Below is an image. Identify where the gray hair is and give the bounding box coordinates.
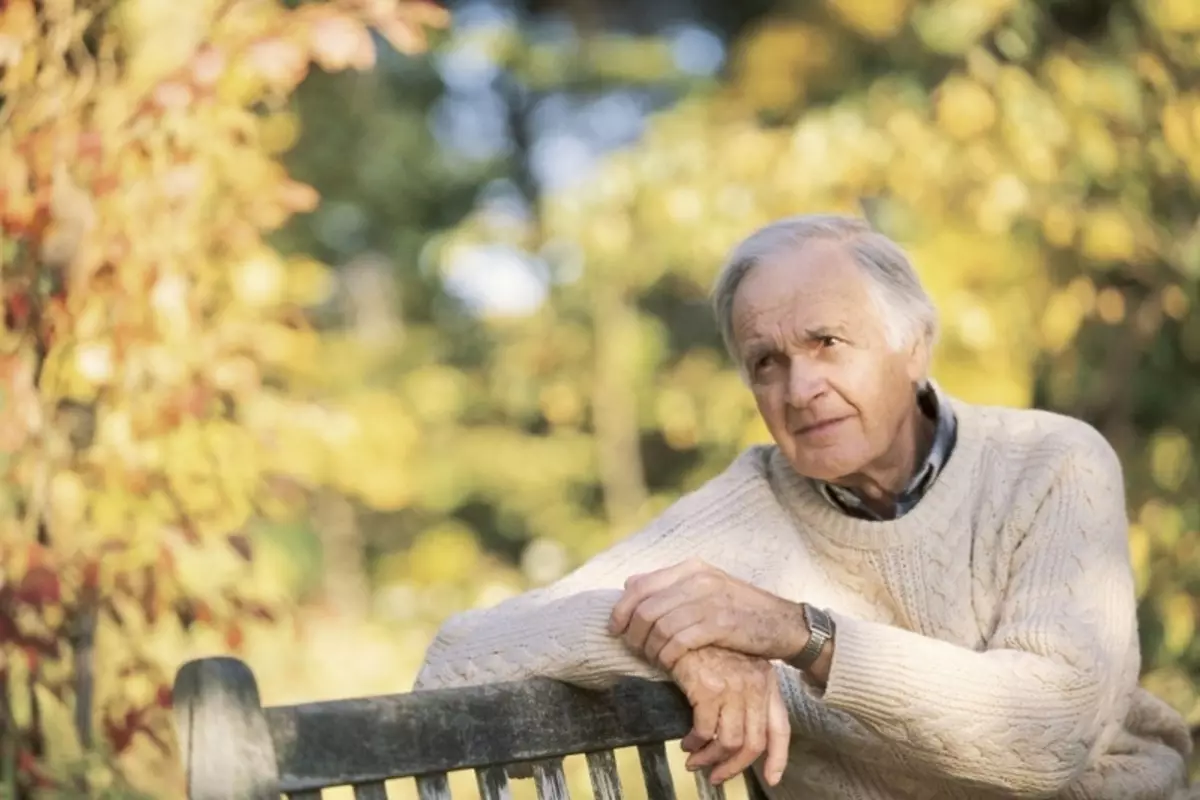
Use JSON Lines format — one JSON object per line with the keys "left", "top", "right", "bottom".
{"left": 711, "top": 214, "right": 938, "bottom": 371}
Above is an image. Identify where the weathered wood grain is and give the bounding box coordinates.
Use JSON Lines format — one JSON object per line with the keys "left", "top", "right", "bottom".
{"left": 533, "top": 759, "right": 570, "bottom": 800}
{"left": 267, "top": 677, "right": 692, "bottom": 791}
{"left": 584, "top": 750, "right": 623, "bottom": 800}
{"left": 353, "top": 782, "right": 390, "bottom": 799}
{"left": 416, "top": 772, "right": 452, "bottom": 800}
{"left": 694, "top": 770, "right": 725, "bottom": 800}
{"left": 636, "top": 743, "right": 675, "bottom": 800}
{"left": 173, "top": 657, "right": 281, "bottom": 800}
{"left": 476, "top": 766, "right": 512, "bottom": 800}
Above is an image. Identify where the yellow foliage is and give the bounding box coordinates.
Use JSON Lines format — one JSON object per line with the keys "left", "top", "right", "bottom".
{"left": 1161, "top": 285, "right": 1190, "bottom": 320}
{"left": 827, "top": 0, "right": 912, "bottom": 40}
{"left": 1146, "top": 0, "right": 1200, "bottom": 33}
{"left": 1081, "top": 207, "right": 1136, "bottom": 262}
{"left": 936, "top": 75, "right": 997, "bottom": 140}
{"left": 1161, "top": 593, "right": 1197, "bottom": 657}
{"left": 730, "top": 21, "right": 836, "bottom": 109}
{"left": 408, "top": 522, "right": 482, "bottom": 584}
{"left": 1039, "top": 290, "right": 1086, "bottom": 354}
{"left": 1150, "top": 430, "right": 1193, "bottom": 492}
{"left": 0, "top": 0, "right": 446, "bottom": 790}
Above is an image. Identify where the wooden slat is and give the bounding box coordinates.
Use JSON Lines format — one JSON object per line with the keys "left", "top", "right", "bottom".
{"left": 416, "top": 772, "right": 452, "bottom": 800}
{"left": 584, "top": 750, "right": 623, "bottom": 800}
{"left": 743, "top": 771, "right": 769, "bottom": 800}
{"left": 693, "top": 770, "right": 725, "bottom": 800}
{"left": 288, "top": 792, "right": 322, "bottom": 800}
{"left": 636, "top": 743, "right": 676, "bottom": 800}
{"left": 475, "top": 766, "right": 512, "bottom": 800}
{"left": 533, "top": 759, "right": 570, "bottom": 800}
{"left": 173, "top": 657, "right": 281, "bottom": 800}
{"left": 267, "top": 677, "right": 692, "bottom": 790}
{"left": 354, "top": 782, "right": 389, "bottom": 800}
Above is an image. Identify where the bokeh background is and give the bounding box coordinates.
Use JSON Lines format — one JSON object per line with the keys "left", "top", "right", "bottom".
{"left": 1, "top": 0, "right": 1198, "bottom": 796}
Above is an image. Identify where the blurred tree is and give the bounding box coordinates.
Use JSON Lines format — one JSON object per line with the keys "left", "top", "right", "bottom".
{"left": 416, "top": 0, "right": 1200, "bottom": 774}
{"left": 272, "top": 0, "right": 787, "bottom": 606}
{"left": 0, "top": 0, "right": 444, "bottom": 794}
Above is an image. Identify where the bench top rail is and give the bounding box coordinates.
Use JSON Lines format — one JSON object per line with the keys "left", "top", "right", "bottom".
{"left": 173, "top": 656, "right": 769, "bottom": 800}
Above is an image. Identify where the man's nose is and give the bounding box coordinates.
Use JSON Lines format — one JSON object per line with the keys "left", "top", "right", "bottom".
{"left": 786, "top": 358, "right": 826, "bottom": 408}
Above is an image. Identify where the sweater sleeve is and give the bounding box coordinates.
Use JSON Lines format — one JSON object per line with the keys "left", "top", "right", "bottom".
{"left": 815, "top": 430, "right": 1140, "bottom": 796}
{"left": 413, "top": 453, "right": 773, "bottom": 692}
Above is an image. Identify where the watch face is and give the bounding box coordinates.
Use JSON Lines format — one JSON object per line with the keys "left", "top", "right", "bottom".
{"left": 806, "top": 605, "right": 832, "bottom": 640}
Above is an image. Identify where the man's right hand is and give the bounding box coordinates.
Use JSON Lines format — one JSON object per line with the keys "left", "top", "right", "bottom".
{"left": 669, "top": 647, "right": 790, "bottom": 787}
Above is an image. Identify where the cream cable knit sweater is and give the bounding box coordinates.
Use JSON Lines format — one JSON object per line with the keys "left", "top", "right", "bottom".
{"left": 414, "top": 400, "right": 1194, "bottom": 799}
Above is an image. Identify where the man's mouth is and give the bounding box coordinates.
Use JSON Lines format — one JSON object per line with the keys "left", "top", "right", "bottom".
{"left": 794, "top": 416, "right": 851, "bottom": 436}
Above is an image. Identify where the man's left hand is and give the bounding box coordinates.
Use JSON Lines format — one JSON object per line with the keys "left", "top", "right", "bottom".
{"left": 608, "top": 559, "right": 808, "bottom": 670}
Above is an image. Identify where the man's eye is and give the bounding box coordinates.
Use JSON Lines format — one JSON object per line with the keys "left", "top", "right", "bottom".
{"left": 818, "top": 336, "right": 840, "bottom": 348}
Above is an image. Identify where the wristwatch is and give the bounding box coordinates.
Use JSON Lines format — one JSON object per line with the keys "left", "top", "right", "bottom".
{"left": 787, "top": 603, "right": 835, "bottom": 671}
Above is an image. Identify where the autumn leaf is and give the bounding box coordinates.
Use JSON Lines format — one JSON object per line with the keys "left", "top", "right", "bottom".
{"left": 15, "top": 565, "right": 61, "bottom": 606}
{"left": 309, "top": 10, "right": 376, "bottom": 71}
{"left": 247, "top": 37, "right": 310, "bottom": 92}
{"left": 224, "top": 622, "right": 245, "bottom": 651}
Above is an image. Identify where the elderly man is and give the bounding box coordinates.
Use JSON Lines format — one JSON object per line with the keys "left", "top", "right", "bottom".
{"left": 414, "top": 215, "right": 1193, "bottom": 798}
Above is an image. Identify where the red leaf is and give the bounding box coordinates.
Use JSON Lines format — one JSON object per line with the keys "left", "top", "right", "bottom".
{"left": 6, "top": 291, "right": 32, "bottom": 328}
{"left": 103, "top": 709, "right": 142, "bottom": 755}
{"left": 16, "top": 749, "right": 56, "bottom": 788}
{"left": 224, "top": 623, "right": 244, "bottom": 651}
{"left": 16, "top": 565, "right": 60, "bottom": 606}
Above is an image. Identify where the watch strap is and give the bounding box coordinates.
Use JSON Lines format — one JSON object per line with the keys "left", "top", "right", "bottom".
{"left": 788, "top": 603, "right": 834, "bottom": 670}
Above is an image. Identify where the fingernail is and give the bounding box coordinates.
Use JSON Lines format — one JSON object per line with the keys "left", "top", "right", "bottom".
{"left": 768, "top": 770, "right": 782, "bottom": 785}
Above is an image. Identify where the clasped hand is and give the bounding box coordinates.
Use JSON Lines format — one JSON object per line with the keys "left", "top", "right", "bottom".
{"left": 608, "top": 559, "right": 807, "bottom": 787}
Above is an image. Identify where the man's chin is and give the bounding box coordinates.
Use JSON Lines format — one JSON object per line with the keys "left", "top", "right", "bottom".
{"left": 784, "top": 451, "right": 862, "bottom": 484}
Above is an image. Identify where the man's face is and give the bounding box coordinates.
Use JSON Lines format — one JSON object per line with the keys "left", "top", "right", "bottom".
{"left": 730, "top": 239, "right": 925, "bottom": 483}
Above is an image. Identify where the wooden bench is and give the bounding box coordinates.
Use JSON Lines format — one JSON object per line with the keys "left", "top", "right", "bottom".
{"left": 172, "top": 656, "right": 772, "bottom": 800}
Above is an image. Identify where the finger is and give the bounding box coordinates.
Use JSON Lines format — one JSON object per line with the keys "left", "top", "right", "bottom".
{"left": 684, "top": 694, "right": 724, "bottom": 771}
{"left": 689, "top": 692, "right": 721, "bottom": 744}
{"left": 685, "top": 736, "right": 728, "bottom": 772}
{"left": 680, "top": 730, "right": 708, "bottom": 753}
{"left": 609, "top": 560, "right": 707, "bottom": 634}
{"left": 654, "top": 619, "right": 719, "bottom": 670}
{"left": 623, "top": 590, "right": 696, "bottom": 656}
{"left": 712, "top": 679, "right": 765, "bottom": 786}
{"left": 643, "top": 603, "right": 708, "bottom": 665}
{"left": 705, "top": 692, "right": 746, "bottom": 784}
{"left": 762, "top": 676, "right": 791, "bottom": 786}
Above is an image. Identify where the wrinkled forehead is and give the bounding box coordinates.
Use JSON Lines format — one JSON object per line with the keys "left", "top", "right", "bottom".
{"left": 730, "top": 240, "right": 879, "bottom": 341}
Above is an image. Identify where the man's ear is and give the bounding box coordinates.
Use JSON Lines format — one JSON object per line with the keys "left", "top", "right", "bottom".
{"left": 904, "top": 336, "right": 931, "bottom": 384}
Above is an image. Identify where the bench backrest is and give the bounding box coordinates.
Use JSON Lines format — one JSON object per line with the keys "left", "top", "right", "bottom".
{"left": 172, "top": 657, "right": 770, "bottom": 800}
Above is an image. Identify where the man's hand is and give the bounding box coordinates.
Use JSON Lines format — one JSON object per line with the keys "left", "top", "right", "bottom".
{"left": 670, "top": 647, "right": 790, "bottom": 787}
{"left": 609, "top": 559, "right": 808, "bottom": 670}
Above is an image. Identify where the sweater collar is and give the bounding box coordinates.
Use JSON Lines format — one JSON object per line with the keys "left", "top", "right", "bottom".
{"left": 766, "top": 395, "right": 986, "bottom": 550}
